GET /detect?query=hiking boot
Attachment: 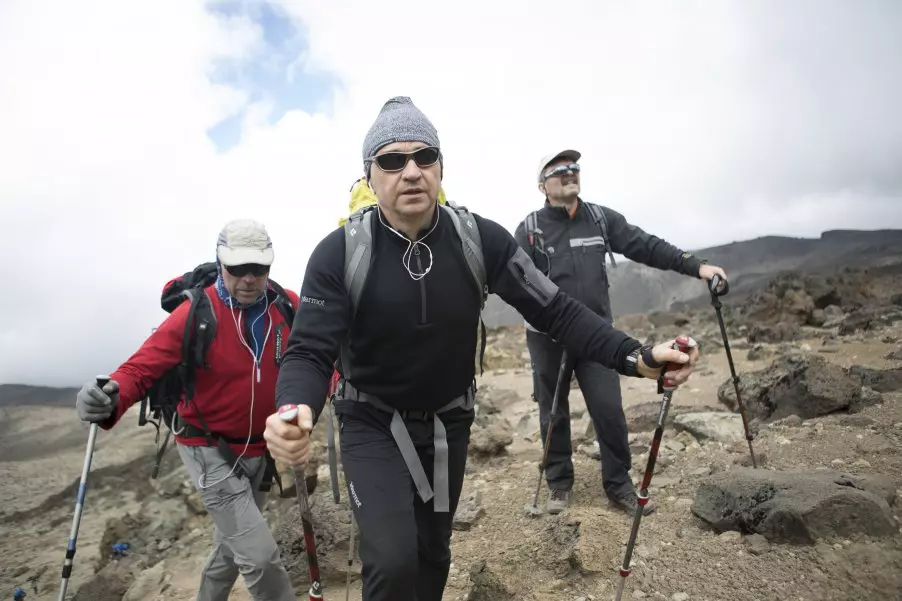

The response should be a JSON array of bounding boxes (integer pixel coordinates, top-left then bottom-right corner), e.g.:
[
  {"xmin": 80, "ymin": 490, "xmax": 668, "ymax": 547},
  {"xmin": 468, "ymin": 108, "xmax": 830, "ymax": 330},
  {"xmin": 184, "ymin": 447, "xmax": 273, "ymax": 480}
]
[
  {"xmin": 609, "ymin": 489, "xmax": 656, "ymax": 516},
  {"xmin": 546, "ymin": 489, "xmax": 571, "ymax": 514}
]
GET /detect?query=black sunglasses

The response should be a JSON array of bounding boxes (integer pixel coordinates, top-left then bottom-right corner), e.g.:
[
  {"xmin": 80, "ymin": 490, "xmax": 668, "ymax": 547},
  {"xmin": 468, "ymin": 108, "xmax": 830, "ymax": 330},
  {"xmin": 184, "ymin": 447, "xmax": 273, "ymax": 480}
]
[
  {"xmin": 542, "ymin": 163, "xmax": 580, "ymax": 180},
  {"xmin": 369, "ymin": 146, "xmax": 441, "ymax": 172},
  {"xmin": 224, "ymin": 263, "xmax": 270, "ymax": 278}
]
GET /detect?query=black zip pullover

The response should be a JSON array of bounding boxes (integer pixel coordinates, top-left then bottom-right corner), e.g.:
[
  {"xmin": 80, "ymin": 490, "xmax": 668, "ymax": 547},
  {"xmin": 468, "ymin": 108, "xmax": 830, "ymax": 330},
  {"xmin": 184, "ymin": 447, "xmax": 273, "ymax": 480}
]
[{"xmin": 276, "ymin": 206, "xmax": 644, "ymax": 419}]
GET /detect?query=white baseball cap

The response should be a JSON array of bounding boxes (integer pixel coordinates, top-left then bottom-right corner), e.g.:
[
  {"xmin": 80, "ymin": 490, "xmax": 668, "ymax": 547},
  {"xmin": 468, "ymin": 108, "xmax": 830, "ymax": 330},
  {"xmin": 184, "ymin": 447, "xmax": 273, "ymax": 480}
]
[
  {"xmin": 536, "ymin": 149, "xmax": 581, "ymax": 182},
  {"xmin": 216, "ymin": 219, "xmax": 274, "ymax": 266}
]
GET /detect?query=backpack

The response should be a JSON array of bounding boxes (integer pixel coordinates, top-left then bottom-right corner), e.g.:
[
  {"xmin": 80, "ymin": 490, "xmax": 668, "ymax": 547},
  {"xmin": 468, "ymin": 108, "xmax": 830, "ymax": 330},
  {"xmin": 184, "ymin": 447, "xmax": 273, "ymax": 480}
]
[
  {"xmin": 523, "ymin": 201, "xmax": 618, "ymax": 275},
  {"xmin": 138, "ymin": 261, "xmax": 296, "ymax": 482},
  {"xmin": 322, "ymin": 200, "xmax": 489, "ymax": 505},
  {"xmin": 337, "ymin": 177, "xmax": 450, "ymax": 227}
]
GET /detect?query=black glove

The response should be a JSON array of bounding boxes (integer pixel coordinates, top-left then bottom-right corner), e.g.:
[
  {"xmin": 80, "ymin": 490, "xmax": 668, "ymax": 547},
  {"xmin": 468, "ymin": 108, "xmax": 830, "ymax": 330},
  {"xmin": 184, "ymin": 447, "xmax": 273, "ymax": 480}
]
[{"xmin": 75, "ymin": 379, "xmax": 119, "ymax": 423}]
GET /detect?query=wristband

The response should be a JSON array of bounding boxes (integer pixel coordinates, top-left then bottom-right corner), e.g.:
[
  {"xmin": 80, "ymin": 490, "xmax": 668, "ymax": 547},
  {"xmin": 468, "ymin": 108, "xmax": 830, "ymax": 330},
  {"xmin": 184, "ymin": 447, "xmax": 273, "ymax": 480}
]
[
  {"xmin": 623, "ymin": 346, "xmax": 642, "ymax": 378},
  {"xmin": 641, "ymin": 345, "xmax": 664, "ymax": 369},
  {"xmin": 623, "ymin": 345, "xmax": 661, "ymax": 378}
]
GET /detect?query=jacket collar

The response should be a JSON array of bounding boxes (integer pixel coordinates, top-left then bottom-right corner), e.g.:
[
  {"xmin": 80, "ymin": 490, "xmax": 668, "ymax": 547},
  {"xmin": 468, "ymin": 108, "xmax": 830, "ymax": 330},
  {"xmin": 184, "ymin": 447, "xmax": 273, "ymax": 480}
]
[{"xmin": 542, "ymin": 196, "xmax": 585, "ymax": 221}]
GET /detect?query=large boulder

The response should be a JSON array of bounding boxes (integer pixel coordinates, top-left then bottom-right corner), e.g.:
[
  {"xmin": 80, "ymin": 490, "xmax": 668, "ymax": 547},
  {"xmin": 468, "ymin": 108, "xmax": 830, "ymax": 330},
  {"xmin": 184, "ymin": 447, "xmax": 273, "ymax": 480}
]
[
  {"xmin": 692, "ymin": 468, "xmax": 898, "ymax": 544},
  {"xmin": 717, "ymin": 353, "xmax": 869, "ymax": 421}
]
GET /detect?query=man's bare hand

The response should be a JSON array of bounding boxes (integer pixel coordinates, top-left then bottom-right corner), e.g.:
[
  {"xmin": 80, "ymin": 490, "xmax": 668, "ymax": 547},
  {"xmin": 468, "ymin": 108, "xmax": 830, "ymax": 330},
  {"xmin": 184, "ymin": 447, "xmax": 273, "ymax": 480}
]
[
  {"xmin": 637, "ymin": 336, "xmax": 700, "ymax": 386},
  {"xmin": 263, "ymin": 405, "xmax": 314, "ymax": 468},
  {"xmin": 699, "ymin": 264, "xmax": 727, "ymax": 285}
]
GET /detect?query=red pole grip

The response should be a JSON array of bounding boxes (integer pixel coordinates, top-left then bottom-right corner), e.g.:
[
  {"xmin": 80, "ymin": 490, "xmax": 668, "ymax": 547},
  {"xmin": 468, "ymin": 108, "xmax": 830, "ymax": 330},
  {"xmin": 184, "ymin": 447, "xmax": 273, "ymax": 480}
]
[{"xmin": 663, "ymin": 335, "xmax": 695, "ymax": 388}]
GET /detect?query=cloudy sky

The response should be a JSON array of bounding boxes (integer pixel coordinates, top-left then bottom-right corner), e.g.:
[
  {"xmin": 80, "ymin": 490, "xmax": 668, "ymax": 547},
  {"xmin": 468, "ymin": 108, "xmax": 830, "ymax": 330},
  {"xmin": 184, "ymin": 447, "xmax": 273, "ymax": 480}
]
[{"xmin": 2, "ymin": 0, "xmax": 901, "ymax": 387}]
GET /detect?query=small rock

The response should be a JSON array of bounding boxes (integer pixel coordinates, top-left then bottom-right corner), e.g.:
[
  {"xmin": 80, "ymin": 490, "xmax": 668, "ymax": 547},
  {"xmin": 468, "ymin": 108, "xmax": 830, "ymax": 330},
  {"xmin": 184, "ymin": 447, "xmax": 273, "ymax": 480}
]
[
  {"xmin": 632, "ymin": 591, "xmax": 647, "ymax": 599},
  {"xmin": 578, "ymin": 442, "xmax": 601, "ymax": 460},
  {"xmin": 673, "ymin": 412, "xmax": 746, "ymax": 443},
  {"xmin": 775, "ymin": 414, "xmax": 803, "ymax": 427},
  {"xmin": 744, "ymin": 533, "xmax": 771, "ymax": 555},
  {"xmin": 718, "ymin": 531, "xmax": 742, "ymax": 542},
  {"xmin": 672, "ymin": 594, "xmax": 690, "ymax": 601},
  {"xmin": 652, "ymin": 476, "xmax": 682, "ymax": 489},
  {"xmin": 453, "ymin": 491, "xmax": 485, "ymax": 531},
  {"xmin": 662, "ymin": 439, "xmax": 685, "ymax": 453},
  {"xmin": 122, "ymin": 561, "xmax": 166, "ymax": 601},
  {"xmin": 860, "ymin": 387, "xmax": 883, "ymax": 404}
]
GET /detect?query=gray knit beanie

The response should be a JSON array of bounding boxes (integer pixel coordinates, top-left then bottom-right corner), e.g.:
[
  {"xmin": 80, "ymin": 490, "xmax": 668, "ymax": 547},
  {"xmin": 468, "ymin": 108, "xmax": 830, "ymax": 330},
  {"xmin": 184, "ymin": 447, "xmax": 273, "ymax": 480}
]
[{"xmin": 362, "ymin": 96, "xmax": 441, "ymax": 174}]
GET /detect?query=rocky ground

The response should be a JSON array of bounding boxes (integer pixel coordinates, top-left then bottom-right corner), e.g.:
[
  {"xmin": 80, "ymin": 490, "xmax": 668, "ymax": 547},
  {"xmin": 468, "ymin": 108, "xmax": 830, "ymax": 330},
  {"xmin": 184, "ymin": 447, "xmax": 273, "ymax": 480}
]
[{"xmin": 2, "ymin": 264, "xmax": 901, "ymax": 601}]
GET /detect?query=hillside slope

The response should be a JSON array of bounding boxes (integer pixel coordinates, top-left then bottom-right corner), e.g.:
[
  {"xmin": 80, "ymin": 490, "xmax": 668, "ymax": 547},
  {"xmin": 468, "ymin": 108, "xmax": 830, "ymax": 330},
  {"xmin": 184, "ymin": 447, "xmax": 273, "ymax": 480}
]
[{"xmin": 482, "ymin": 228, "xmax": 902, "ymax": 328}]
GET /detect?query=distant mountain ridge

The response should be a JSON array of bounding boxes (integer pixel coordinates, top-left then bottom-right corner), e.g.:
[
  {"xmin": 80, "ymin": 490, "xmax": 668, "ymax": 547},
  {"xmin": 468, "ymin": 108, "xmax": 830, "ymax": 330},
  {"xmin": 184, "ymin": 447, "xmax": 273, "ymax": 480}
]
[
  {"xmin": 5, "ymin": 229, "xmax": 901, "ymax": 400},
  {"xmin": 481, "ymin": 228, "xmax": 902, "ymax": 328},
  {"xmin": 0, "ymin": 384, "xmax": 78, "ymax": 407}
]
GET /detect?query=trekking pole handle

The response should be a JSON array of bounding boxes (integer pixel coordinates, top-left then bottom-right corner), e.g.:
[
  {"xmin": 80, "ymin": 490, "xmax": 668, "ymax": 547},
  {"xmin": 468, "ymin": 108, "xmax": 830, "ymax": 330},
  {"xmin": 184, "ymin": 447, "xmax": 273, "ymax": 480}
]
[
  {"xmin": 96, "ymin": 375, "xmax": 110, "ymax": 389},
  {"xmin": 277, "ymin": 404, "xmax": 300, "ymax": 424},
  {"xmin": 709, "ymin": 274, "xmax": 730, "ymax": 297},
  {"xmin": 663, "ymin": 336, "xmax": 696, "ymax": 390}
]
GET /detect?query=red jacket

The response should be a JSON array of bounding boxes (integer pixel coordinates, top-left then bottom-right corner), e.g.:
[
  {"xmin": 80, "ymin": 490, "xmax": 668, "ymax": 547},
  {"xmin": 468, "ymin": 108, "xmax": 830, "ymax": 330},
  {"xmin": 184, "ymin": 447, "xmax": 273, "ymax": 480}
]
[{"xmin": 102, "ymin": 283, "xmax": 300, "ymax": 458}]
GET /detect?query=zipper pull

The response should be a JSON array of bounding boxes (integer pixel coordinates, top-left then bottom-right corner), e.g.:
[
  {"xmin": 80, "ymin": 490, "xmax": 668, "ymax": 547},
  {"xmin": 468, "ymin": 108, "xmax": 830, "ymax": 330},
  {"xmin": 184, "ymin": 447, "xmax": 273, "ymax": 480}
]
[
  {"xmin": 256, "ymin": 364, "xmax": 261, "ymax": 383},
  {"xmin": 414, "ymin": 245, "xmax": 421, "ymax": 256}
]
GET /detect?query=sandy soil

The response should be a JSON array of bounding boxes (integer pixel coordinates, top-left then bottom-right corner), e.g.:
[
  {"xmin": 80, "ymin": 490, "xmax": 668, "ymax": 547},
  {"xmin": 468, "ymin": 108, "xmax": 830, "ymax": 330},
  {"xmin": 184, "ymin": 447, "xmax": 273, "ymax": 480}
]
[{"xmin": 2, "ymin": 287, "xmax": 901, "ymax": 601}]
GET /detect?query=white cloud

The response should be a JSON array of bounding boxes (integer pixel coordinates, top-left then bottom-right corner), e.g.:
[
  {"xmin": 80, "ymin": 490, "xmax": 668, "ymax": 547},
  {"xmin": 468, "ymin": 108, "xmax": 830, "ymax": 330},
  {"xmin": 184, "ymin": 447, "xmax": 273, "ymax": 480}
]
[{"xmin": 1, "ymin": 0, "xmax": 901, "ymax": 386}]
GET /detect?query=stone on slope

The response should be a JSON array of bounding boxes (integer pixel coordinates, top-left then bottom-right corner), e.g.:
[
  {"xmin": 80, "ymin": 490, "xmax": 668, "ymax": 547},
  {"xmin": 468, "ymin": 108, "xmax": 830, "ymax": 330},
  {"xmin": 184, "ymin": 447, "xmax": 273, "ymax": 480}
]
[
  {"xmin": 467, "ymin": 560, "xmax": 516, "ymax": 601},
  {"xmin": 717, "ymin": 353, "xmax": 870, "ymax": 421},
  {"xmin": 691, "ymin": 468, "xmax": 898, "ymax": 544},
  {"xmin": 673, "ymin": 412, "xmax": 745, "ymax": 443}
]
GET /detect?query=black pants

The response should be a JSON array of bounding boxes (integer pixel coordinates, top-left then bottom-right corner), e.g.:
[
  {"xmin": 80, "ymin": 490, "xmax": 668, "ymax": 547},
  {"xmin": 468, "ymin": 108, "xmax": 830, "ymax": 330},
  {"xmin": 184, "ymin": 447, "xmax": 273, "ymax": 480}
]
[
  {"xmin": 334, "ymin": 398, "xmax": 474, "ymax": 601},
  {"xmin": 526, "ymin": 329, "xmax": 633, "ymax": 499}
]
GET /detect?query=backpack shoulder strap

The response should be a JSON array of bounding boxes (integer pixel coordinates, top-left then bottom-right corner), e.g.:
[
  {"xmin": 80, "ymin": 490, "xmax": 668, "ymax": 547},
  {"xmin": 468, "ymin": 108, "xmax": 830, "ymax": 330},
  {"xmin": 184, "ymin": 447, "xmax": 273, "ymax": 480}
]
[
  {"xmin": 343, "ymin": 205, "xmax": 377, "ymax": 321},
  {"xmin": 443, "ymin": 201, "xmax": 489, "ymax": 376},
  {"xmin": 339, "ymin": 205, "xmax": 377, "ymax": 381},
  {"xmin": 178, "ymin": 288, "xmax": 217, "ymax": 403},
  {"xmin": 583, "ymin": 202, "xmax": 617, "ymax": 268},
  {"xmin": 524, "ymin": 210, "xmax": 540, "ymax": 249},
  {"xmin": 442, "ymin": 201, "xmax": 487, "ymax": 307},
  {"xmin": 266, "ymin": 278, "xmax": 296, "ymax": 325}
]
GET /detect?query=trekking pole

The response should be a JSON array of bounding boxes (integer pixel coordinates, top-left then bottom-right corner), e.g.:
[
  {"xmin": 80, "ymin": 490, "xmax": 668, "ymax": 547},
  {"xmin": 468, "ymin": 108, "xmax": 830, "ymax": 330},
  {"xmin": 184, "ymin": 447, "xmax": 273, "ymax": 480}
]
[
  {"xmin": 708, "ymin": 274, "xmax": 757, "ymax": 468},
  {"xmin": 277, "ymin": 404, "xmax": 324, "ymax": 600},
  {"xmin": 345, "ymin": 512, "xmax": 356, "ymax": 601},
  {"xmin": 614, "ymin": 337, "xmax": 696, "ymax": 601},
  {"xmin": 57, "ymin": 375, "xmax": 107, "ymax": 601},
  {"xmin": 525, "ymin": 350, "xmax": 569, "ymax": 517}
]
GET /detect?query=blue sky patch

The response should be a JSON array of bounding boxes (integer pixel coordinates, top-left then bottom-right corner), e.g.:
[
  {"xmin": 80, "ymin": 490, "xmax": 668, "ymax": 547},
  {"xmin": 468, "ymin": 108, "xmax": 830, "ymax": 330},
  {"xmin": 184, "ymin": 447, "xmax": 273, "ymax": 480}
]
[{"xmin": 205, "ymin": 0, "xmax": 340, "ymax": 151}]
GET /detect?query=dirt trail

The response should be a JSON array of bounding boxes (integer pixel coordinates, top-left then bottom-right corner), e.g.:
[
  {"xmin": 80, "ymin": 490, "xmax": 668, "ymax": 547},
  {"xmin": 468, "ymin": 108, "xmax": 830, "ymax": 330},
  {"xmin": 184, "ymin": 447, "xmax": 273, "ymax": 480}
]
[{"xmin": 3, "ymin": 267, "xmax": 902, "ymax": 601}]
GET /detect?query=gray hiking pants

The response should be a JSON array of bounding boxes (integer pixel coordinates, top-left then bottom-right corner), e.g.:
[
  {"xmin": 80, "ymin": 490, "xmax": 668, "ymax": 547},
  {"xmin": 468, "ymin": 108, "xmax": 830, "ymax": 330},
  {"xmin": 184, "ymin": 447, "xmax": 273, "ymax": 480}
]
[
  {"xmin": 526, "ymin": 329, "xmax": 633, "ymax": 499},
  {"xmin": 177, "ymin": 443, "xmax": 295, "ymax": 601}
]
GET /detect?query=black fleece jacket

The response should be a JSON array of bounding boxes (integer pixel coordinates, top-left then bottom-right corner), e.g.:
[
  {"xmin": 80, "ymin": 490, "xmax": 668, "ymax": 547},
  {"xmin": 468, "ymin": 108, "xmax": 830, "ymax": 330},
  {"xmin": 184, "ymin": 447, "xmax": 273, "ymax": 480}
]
[
  {"xmin": 514, "ymin": 199, "xmax": 705, "ymax": 321},
  {"xmin": 276, "ymin": 206, "xmax": 644, "ymax": 419}
]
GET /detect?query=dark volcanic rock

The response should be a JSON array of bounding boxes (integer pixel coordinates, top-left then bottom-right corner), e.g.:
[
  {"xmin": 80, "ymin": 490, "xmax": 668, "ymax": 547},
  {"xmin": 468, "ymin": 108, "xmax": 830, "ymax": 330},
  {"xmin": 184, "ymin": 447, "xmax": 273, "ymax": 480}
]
[
  {"xmin": 747, "ymin": 322, "xmax": 800, "ymax": 343},
  {"xmin": 848, "ymin": 365, "xmax": 902, "ymax": 393},
  {"xmin": 467, "ymin": 560, "xmax": 516, "ymax": 601},
  {"xmin": 717, "ymin": 353, "xmax": 869, "ymax": 421},
  {"xmin": 73, "ymin": 554, "xmax": 147, "ymax": 601},
  {"xmin": 691, "ymin": 469, "xmax": 898, "ymax": 544}
]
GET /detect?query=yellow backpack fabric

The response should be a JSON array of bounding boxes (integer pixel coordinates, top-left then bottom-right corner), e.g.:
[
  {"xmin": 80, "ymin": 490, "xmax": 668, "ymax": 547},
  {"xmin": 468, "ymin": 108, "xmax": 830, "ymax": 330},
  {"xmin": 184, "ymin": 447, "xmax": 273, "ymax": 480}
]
[{"xmin": 338, "ymin": 177, "xmax": 447, "ymax": 226}]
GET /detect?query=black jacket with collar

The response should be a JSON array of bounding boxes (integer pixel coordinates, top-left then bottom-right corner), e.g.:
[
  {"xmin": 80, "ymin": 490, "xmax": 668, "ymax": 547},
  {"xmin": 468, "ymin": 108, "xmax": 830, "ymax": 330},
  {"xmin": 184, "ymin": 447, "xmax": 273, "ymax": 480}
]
[{"xmin": 514, "ymin": 198, "xmax": 704, "ymax": 322}]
